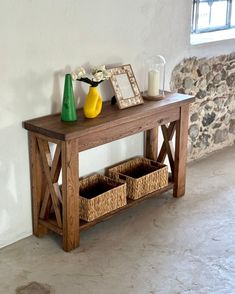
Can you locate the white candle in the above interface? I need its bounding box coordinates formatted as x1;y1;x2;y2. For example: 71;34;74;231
148;69;160;96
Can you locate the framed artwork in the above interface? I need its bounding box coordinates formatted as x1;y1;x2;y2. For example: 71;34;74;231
108;64;144;109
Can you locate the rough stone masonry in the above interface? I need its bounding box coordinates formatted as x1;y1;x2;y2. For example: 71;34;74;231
170;52;235;161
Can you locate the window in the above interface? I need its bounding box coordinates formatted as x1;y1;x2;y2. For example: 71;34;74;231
192;0;235;33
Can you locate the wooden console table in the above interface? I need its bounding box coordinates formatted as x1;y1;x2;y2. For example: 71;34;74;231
23;92;194;251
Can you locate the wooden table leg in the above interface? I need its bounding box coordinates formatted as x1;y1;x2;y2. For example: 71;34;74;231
62;139;80;251
145;128;158;160
28;132;48;237
173;105;189;198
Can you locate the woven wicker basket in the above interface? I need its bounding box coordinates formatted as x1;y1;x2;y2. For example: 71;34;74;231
108;157;168;200
79;174;127;222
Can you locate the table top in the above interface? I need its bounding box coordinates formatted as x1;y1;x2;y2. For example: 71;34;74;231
23;92;194;141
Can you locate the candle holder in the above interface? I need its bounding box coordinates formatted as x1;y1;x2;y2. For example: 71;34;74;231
142;55;166;101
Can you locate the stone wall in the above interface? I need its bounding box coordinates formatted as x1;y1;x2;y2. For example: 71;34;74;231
170;53;235;161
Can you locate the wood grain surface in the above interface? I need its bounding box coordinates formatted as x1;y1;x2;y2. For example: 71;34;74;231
23;92;194;142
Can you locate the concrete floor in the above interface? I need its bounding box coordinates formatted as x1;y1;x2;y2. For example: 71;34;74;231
0;146;235;294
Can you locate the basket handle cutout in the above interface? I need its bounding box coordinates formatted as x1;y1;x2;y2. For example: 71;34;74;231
149;160;162;170
150;160;159;167
118;174;126;181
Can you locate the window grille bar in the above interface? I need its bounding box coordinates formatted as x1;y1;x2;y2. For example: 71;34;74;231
227;0;232;26
195;0;200;33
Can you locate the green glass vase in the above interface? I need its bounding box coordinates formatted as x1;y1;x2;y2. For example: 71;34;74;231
61;74;77;122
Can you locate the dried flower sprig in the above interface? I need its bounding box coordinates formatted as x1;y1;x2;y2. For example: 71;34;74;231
72;65;110;87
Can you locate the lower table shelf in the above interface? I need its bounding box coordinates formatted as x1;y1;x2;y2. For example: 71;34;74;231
38;181;174;236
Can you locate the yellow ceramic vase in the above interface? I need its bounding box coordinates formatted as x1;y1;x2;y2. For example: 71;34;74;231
83;86;102;118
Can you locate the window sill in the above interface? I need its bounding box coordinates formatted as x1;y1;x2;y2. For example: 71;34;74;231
191;28;235;45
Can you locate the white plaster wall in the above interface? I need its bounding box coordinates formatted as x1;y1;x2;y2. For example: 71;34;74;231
1;0;235;248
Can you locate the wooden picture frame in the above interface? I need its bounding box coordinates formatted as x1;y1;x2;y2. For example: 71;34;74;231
108;64;144;109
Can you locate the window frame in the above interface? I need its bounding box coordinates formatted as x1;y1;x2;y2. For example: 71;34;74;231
192;0;234;34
